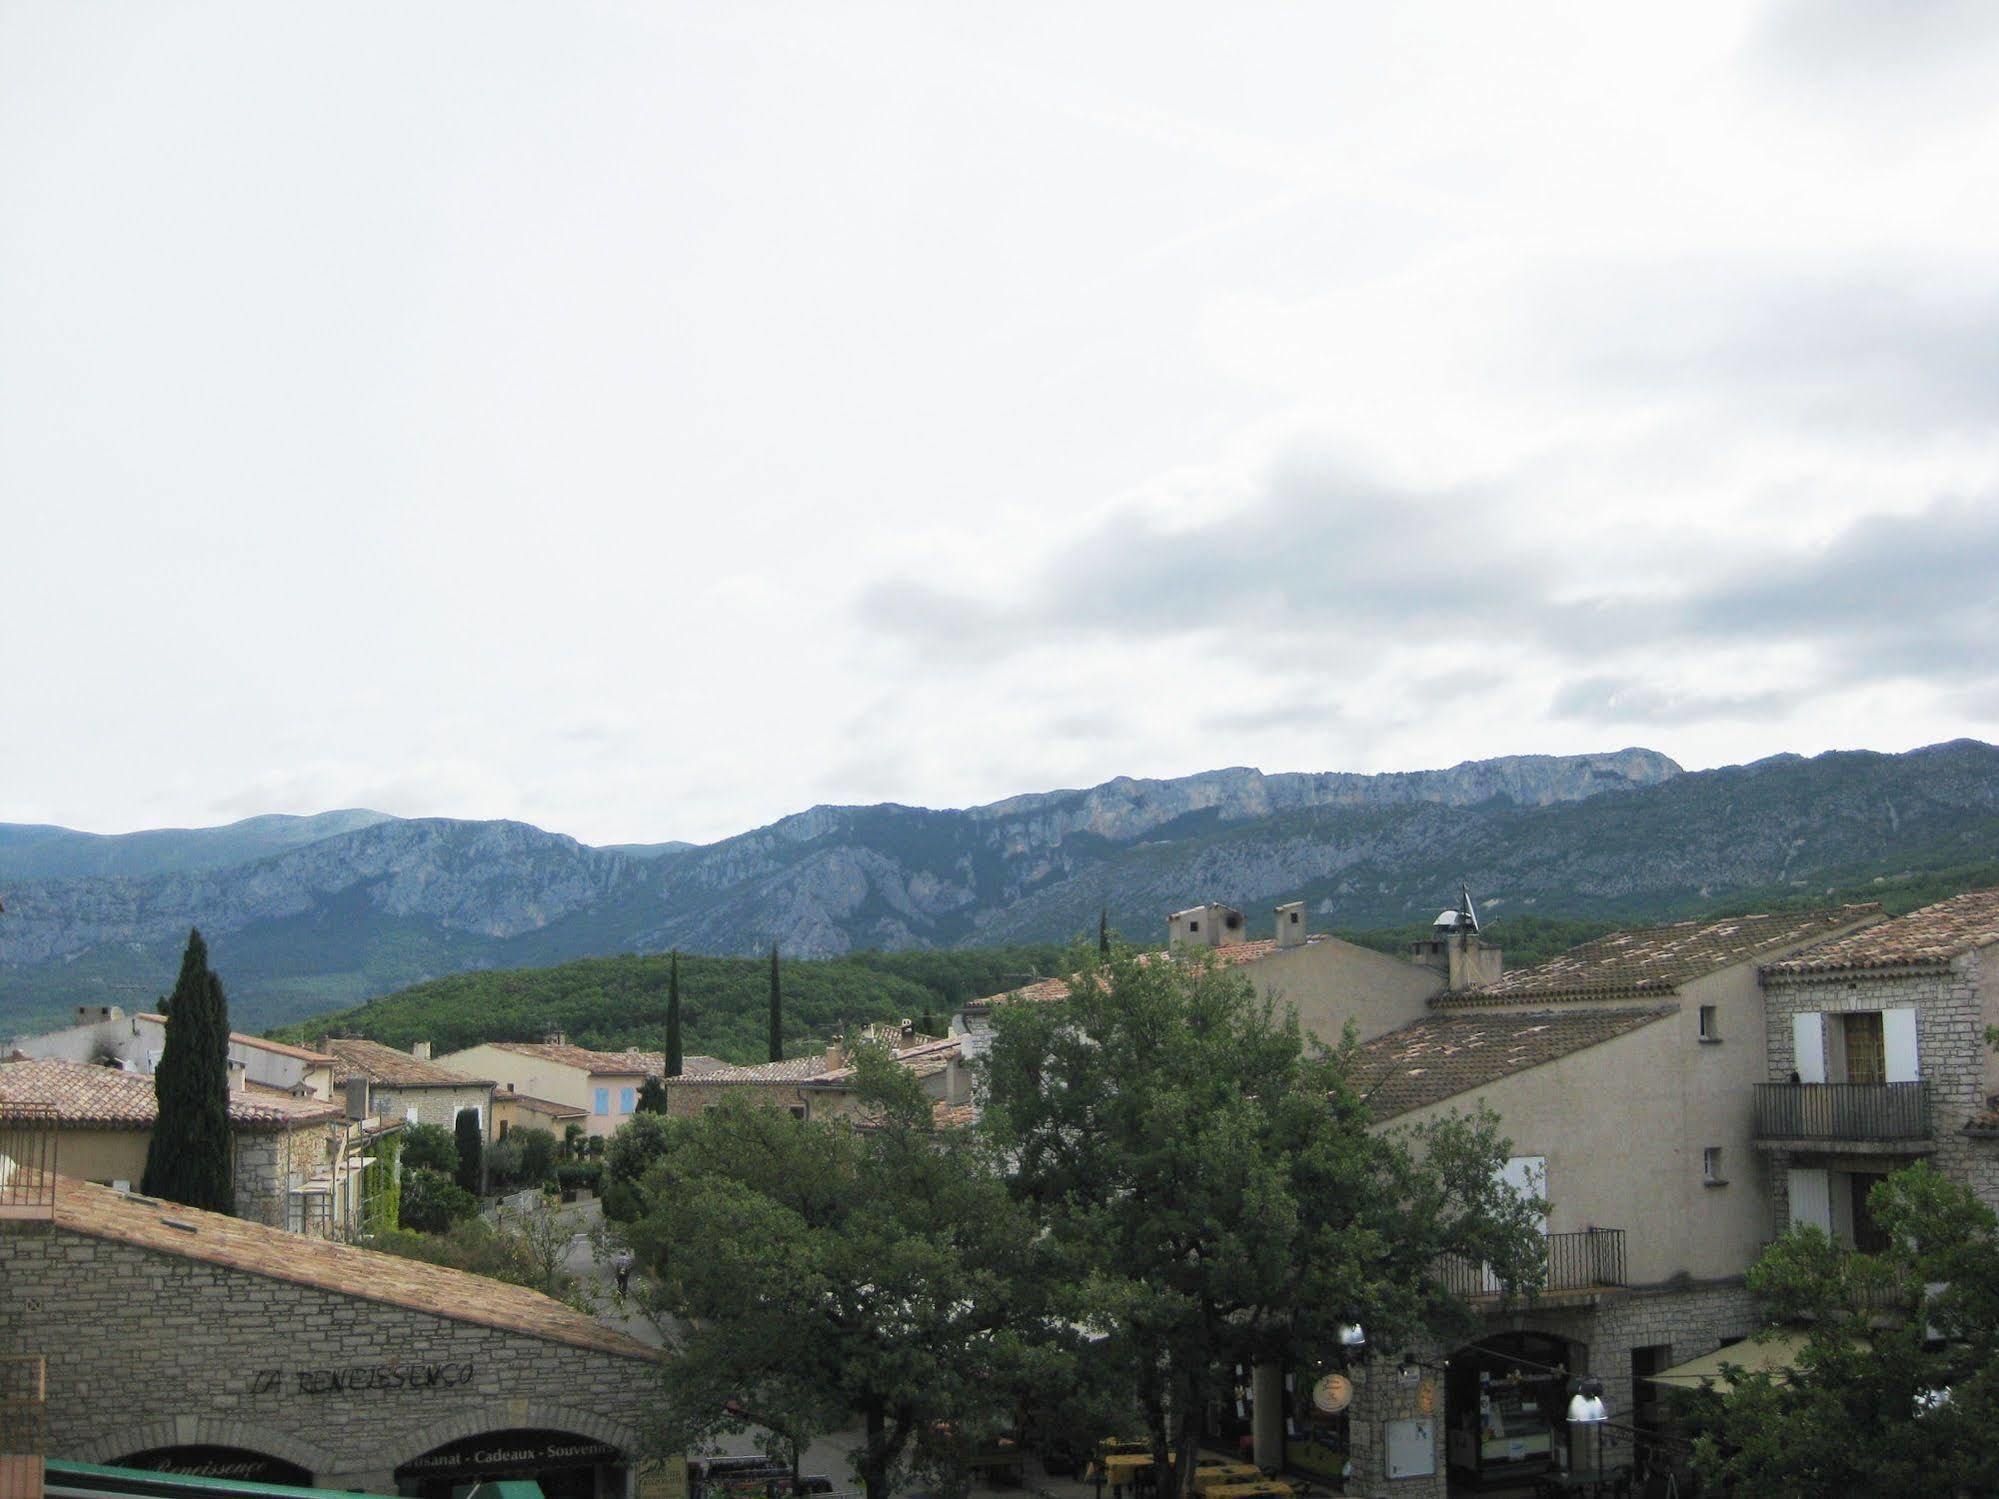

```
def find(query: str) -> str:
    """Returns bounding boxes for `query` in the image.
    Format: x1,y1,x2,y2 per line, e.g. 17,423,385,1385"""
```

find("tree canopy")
1689,1162,1999,1498
628,1049,1055,1499
141,928,236,1214
979,943,1548,1494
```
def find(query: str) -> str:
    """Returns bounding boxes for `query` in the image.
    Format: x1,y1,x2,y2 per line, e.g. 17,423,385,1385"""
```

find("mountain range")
5,741,1997,1034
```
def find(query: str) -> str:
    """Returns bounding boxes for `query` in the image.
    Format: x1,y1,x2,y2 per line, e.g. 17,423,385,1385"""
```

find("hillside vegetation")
278,944,1069,1064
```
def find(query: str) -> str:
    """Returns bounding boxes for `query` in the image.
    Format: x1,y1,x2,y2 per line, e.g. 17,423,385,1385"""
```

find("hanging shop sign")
1311,1373,1354,1415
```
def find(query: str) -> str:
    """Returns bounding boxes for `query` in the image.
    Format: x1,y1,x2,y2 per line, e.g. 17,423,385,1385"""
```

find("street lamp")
1567,1376,1609,1486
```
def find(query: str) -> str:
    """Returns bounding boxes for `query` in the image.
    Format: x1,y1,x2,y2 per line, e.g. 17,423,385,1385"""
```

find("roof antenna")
1458,884,1481,935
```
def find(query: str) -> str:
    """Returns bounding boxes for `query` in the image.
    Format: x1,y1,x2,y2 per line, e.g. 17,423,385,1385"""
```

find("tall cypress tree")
142,928,236,1214
454,1107,484,1196
666,949,684,1078
1099,905,1111,957
768,941,784,1063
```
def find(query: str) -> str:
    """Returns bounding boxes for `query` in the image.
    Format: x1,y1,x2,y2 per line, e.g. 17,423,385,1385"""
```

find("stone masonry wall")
1763,950,1999,1217
0,1221,656,1493
377,1084,495,1133
232,1134,287,1230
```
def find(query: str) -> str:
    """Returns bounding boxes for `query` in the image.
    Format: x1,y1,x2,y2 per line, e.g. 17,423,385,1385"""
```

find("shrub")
404,1123,458,1176
401,1167,478,1232
513,1127,557,1185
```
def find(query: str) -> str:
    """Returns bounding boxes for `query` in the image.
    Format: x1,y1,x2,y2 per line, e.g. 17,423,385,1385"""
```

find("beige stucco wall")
1384,996,1772,1285
1244,937,1443,1046
51,1129,149,1188
437,1046,644,1138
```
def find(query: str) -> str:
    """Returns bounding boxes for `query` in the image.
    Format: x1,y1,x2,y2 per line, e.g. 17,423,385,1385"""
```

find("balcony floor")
1753,1135,1935,1156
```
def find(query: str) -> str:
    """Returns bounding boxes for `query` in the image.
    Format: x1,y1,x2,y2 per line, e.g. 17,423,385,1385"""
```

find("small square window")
1188,920,1199,933
1703,1147,1725,1185
1698,1005,1720,1042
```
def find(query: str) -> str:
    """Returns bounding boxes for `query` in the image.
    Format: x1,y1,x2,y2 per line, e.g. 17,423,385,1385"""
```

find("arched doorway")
395,1428,627,1499
111,1447,314,1486
1444,1330,1576,1490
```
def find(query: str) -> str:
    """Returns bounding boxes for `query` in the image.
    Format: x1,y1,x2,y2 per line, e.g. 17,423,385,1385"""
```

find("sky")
4,1,1998,847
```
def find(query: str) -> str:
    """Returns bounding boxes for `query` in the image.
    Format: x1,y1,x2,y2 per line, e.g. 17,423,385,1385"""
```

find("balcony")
1753,1082,1933,1152
1437,1228,1627,1304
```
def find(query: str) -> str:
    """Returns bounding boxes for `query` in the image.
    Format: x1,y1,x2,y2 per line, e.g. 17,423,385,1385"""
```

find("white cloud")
3,1,1995,845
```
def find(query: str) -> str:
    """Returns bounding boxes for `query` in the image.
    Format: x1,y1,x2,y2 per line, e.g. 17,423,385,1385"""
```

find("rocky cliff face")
7,742,1998,1033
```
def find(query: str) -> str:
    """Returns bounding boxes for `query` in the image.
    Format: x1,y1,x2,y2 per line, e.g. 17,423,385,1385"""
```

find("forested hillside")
280,944,1069,1064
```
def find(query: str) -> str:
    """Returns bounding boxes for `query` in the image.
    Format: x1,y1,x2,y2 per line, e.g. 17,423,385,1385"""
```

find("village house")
434,1037,665,1140
661,1022,969,1123
7,1005,339,1101
967,896,1890,1497
316,1037,495,1135
490,1085,589,1141
0,1054,388,1238
1754,886,1999,1244
0,1144,661,1496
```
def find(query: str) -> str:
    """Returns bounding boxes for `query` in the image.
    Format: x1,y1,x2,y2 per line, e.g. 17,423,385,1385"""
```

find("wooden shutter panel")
1793,1012,1826,1083
1789,1167,1832,1231
1883,1009,1920,1083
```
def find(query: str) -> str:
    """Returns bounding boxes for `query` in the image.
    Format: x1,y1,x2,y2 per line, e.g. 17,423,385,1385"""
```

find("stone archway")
71,1415,335,1478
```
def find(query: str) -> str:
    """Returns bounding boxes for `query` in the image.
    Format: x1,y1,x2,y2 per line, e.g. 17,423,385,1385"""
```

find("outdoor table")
1088,1453,1155,1499
1201,1482,1293,1499
1190,1464,1262,1494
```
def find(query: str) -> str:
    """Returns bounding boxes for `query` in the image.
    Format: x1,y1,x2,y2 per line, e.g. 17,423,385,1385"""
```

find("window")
1188,920,1199,933
1843,1012,1886,1085
1288,910,1300,924
1698,1005,1719,1041
1703,1147,1725,1185
789,1106,807,1120
619,1086,636,1113
593,1087,610,1115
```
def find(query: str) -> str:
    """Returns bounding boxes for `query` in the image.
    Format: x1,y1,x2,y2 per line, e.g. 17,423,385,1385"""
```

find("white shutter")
1789,1167,1832,1232
1883,1009,1920,1083
1502,1156,1550,1234
1793,1013,1826,1083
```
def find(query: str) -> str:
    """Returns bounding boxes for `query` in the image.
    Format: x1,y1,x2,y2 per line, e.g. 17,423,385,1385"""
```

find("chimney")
1274,901,1306,948
1168,903,1245,949
76,1004,122,1028
344,1077,370,1120
228,1058,248,1095
899,1018,915,1044
544,1030,567,1046
826,1039,847,1071
412,1041,433,1062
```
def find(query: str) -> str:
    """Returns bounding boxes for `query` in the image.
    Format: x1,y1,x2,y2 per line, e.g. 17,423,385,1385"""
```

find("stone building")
317,1038,495,1134
8,1007,339,1102
0,1166,661,1496
0,1056,380,1237
1334,903,1883,1496
1756,887,1999,1240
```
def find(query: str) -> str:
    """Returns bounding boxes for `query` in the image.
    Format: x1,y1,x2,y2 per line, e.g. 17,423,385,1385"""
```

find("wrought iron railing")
1754,1082,1931,1141
0,1106,57,1217
1437,1228,1626,1299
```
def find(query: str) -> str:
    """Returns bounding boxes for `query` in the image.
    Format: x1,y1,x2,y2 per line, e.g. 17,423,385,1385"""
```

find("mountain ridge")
5,743,1995,1034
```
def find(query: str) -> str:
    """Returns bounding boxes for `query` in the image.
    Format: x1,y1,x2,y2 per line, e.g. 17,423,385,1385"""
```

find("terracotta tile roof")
318,1037,493,1089
482,1041,662,1077
497,1092,588,1119
0,1056,344,1130
1445,906,1883,1005
678,1055,729,1076
138,1017,335,1065
962,940,1288,1014
34,1173,657,1362
1352,1007,1678,1120
665,1037,962,1088
1766,888,1999,976
931,1101,977,1129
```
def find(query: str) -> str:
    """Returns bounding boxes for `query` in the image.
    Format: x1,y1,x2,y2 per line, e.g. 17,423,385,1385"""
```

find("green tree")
400,1166,478,1232
630,1051,1055,1499
666,949,684,1077
981,943,1548,1496
141,928,237,1214
768,941,784,1062
636,1075,668,1113
454,1107,484,1196
513,1126,557,1186
403,1122,458,1176
1688,1163,1999,1498
1098,905,1110,957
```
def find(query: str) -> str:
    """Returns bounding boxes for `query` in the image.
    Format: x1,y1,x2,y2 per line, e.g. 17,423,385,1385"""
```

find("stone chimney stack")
1274,901,1306,948
544,1030,567,1046
1168,903,1246,948
412,1041,433,1062
826,1038,847,1071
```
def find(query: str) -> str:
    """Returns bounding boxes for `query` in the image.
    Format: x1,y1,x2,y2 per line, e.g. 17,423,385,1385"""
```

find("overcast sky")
5,2,1998,846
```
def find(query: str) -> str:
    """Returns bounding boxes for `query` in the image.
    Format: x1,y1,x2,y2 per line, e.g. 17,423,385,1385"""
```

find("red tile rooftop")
0,1056,344,1130
1765,887,1999,975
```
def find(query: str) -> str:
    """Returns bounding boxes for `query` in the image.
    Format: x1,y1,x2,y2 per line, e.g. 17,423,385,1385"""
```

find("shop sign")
250,1361,476,1395
1310,1373,1353,1415
396,1429,624,1479
116,1447,313,1486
